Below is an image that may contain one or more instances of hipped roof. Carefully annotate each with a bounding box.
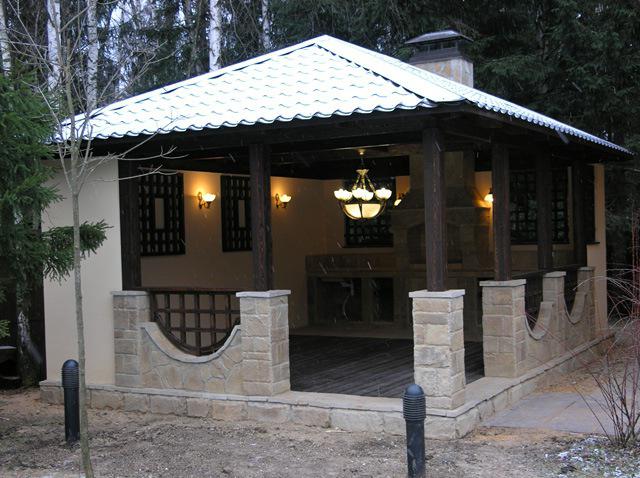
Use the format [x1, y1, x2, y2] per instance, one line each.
[74, 35, 630, 155]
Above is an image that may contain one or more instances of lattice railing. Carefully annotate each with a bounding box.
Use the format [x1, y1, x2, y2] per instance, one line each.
[517, 265, 581, 328]
[516, 270, 545, 328]
[147, 288, 240, 356]
[563, 266, 580, 312]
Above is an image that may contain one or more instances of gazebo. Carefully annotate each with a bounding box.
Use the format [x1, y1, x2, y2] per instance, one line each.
[40, 32, 631, 438]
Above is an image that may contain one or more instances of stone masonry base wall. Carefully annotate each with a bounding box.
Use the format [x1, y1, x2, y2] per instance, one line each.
[40, 332, 612, 439]
[481, 268, 597, 380]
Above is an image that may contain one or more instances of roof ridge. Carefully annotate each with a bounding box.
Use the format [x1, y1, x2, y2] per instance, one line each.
[313, 35, 462, 104]
[313, 36, 629, 154]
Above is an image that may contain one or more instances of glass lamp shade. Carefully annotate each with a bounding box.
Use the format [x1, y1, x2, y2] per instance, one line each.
[202, 193, 216, 203]
[375, 188, 392, 200]
[342, 202, 383, 220]
[334, 189, 353, 201]
[334, 168, 389, 220]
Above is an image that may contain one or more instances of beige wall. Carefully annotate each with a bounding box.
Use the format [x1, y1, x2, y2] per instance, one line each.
[41, 158, 609, 385]
[587, 164, 608, 335]
[43, 161, 123, 384]
[474, 168, 595, 272]
[140, 172, 253, 291]
[141, 171, 408, 328]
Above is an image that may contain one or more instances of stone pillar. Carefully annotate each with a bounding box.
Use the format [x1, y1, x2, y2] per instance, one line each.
[410, 289, 465, 409]
[542, 271, 566, 355]
[112, 290, 150, 387]
[480, 280, 527, 378]
[578, 267, 595, 303]
[578, 266, 596, 339]
[237, 290, 291, 396]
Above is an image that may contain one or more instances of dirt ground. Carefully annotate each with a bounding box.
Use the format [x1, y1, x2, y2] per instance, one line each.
[2, 388, 635, 478]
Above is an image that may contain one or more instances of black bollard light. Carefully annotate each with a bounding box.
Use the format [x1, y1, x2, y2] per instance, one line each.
[61, 359, 80, 444]
[403, 383, 426, 478]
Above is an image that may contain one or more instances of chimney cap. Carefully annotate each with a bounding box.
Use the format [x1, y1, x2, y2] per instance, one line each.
[405, 30, 472, 46]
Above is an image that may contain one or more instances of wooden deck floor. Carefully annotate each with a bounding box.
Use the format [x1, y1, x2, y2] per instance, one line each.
[290, 336, 484, 398]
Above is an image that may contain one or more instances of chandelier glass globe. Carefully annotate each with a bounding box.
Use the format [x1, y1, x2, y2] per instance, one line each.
[333, 169, 391, 220]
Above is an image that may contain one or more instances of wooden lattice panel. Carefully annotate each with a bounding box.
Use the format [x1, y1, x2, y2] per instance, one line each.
[138, 172, 186, 256]
[510, 167, 569, 244]
[551, 168, 569, 243]
[221, 175, 252, 252]
[149, 288, 240, 356]
[510, 170, 537, 244]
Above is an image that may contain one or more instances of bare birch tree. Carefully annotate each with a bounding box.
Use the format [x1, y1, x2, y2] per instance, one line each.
[0, 0, 10, 73]
[86, 0, 98, 110]
[182, 0, 206, 76]
[46, 0, 60, 88]
[260, 0, 270, 50]
[208, 0, 221, 70]
[7, 2, 164, 476]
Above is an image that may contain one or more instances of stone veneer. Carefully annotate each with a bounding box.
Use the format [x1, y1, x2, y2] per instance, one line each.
[40, 328, 612, 440]
[481, 267, 596, 379]
[410, 289, 466, 409]
[113, 291, 150, 388]
[38, 281, 607, 439]
[480, 279, 527, 378]
[113, 290, 291, 395]
[111, 289, 292, 395]
[112, 289, 244, 393]
[238, 290, 291, 396]
[138, 323, 243, 393]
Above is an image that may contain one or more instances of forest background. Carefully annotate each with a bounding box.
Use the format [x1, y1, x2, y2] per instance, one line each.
[1, 0, 639, 261]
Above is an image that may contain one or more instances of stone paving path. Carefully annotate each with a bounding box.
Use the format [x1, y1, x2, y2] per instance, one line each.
[484, 390, 613, 435]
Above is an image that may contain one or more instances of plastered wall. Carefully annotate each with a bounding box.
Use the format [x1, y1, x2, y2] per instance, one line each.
[42, 161, 123, 384]
[41, 161, 607, 385]
[587, 164, 608, 335]
[140, 171, 410, 329]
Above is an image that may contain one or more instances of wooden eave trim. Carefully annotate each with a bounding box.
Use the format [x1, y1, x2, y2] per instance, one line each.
[86, 103, 629, 162]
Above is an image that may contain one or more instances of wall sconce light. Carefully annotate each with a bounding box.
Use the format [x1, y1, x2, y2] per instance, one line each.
[197, 191, 216, 209]
[275, 193, 292, 209]
[484, 188, 494, 204]
[394, 193, 406, 207]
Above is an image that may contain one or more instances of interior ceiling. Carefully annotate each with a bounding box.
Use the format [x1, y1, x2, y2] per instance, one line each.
[113, 109, 622, 180]
[136, 144, 412, 180]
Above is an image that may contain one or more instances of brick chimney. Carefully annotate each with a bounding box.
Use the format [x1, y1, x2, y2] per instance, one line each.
[405, 30, 473, 87]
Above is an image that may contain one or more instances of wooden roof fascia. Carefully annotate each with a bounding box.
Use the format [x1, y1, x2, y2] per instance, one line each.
[89, 103, 628, 164]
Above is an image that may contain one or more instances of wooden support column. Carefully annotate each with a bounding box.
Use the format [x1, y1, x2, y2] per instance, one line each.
[249, 143, 273, 291]
[536, 153, 553, 270]
[491, 144, 511, 280]
[422, 127, 446, 291]
[118, 160, 141, 289]
[572, 160, 587, 266]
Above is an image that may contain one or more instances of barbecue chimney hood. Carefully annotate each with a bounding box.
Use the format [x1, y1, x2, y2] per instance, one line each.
[405, 30, 474, 87]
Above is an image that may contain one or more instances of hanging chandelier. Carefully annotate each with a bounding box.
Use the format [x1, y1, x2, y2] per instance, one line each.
[334, 168, 392, 220]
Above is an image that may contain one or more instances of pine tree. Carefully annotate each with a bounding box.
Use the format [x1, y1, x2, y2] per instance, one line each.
[0, 73, 107, 384]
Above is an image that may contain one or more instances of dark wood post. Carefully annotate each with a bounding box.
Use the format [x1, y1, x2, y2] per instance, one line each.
[572, 160, 587, 266]
[422, 127, 447, 291]
[491, 143, 511, 280]
[249, 143, 274, 291]
[118, 160, 141, 289]
[536, 153, 553, 271]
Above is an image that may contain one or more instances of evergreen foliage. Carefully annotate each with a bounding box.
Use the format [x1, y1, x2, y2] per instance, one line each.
[2, 0, 639, 260]
[0, 74, 56, 302]
[0, 73, 108, 327]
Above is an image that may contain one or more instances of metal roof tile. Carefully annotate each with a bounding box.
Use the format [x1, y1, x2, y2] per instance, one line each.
[68, 35, 628, 154]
